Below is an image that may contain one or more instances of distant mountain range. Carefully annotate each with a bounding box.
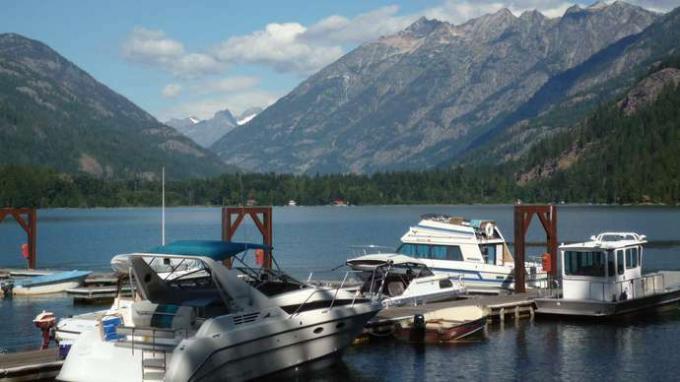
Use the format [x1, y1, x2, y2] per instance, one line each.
[166, 107, 262, 148]
[212, 1, 671, 174]
[0, 33, 229, 179]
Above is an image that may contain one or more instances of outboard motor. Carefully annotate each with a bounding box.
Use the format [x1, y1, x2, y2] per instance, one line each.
[410, 314, 426, 342]
[1, 279, 14, 298]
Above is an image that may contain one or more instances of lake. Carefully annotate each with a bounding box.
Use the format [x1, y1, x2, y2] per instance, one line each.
[1, 205, 680, 380]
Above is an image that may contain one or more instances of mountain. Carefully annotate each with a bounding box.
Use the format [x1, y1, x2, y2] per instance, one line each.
[237, 107, 263, 125]
[0, 33, 228, 179]
[166, 109, 238, 148]
[464, 4, 680, 165]
[211, 1, 659, 174]
[513, 63, 680, 203]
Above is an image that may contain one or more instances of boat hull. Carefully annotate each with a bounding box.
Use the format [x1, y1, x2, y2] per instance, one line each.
[13, 280, 83, 295]
[170, 309, 378, 381]
[393, 317, 486, 343]
[535, 287, 680, 317]
[58, 304, 380, 382]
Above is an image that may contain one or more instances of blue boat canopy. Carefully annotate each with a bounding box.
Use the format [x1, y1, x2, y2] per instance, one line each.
[146, 240, 270, 261]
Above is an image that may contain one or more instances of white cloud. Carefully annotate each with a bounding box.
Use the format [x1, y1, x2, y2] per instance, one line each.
[302, 6, 417, 45]
[161, 83, 182, 98]
[122, 27, 223, 77]
[212, 23, 343, 75]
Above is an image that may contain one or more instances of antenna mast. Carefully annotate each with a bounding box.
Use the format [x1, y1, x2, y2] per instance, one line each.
[162, 167, 166, 245]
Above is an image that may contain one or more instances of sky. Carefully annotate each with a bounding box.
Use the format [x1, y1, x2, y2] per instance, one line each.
[1, 0, 678, 122]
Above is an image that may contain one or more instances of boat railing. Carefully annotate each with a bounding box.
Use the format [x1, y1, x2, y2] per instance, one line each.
[349, 245, 396, 257]
[576, 273, 666, 302]
[290, 270, 370, 318]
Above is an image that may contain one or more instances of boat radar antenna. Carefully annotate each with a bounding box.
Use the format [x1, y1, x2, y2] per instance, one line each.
[162, 166, 166, 245]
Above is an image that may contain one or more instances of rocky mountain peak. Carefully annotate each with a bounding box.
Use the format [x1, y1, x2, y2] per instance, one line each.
[401, 17, 443, 38]
[213, 108, 237, 124]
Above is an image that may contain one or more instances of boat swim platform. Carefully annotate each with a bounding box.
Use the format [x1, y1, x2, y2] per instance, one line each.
[372, 291, 540, 326]
[0, 348, 61, 382]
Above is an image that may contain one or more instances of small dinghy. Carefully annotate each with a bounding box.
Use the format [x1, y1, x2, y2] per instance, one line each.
[10, 270, 91, 295]
[393, 305, 488, 343]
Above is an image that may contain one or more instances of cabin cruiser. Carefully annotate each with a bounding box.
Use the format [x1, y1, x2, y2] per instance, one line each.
[58, 240, 381, 382]
[396, 215, 548, 293]
[535, 232, 680, 317]
[346, 254, 465, 308]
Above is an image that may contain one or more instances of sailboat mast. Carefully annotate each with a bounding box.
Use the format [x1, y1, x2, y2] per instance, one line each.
[162, 167, 166, 245]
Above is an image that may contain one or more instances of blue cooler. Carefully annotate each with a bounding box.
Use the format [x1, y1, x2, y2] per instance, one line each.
[58, 340, 73, 359]
[101, 315, 123, 341]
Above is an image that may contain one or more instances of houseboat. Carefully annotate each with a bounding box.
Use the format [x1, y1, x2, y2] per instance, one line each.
[395, 215, 548, 293]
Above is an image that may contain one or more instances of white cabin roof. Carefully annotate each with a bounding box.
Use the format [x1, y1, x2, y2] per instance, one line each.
[560, 232, 647, 251]
[346, 254, 424, 269]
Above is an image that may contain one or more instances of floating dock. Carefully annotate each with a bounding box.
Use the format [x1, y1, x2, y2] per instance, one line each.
[65, 272, 127, 304]
[0, 349, 61, 382]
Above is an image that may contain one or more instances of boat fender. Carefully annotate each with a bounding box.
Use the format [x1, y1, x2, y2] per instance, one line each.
[483, 222, 495, 238]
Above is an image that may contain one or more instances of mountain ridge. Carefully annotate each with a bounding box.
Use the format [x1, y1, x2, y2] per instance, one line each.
[212, 1, 660, 174]
[0, 33, 229, 179]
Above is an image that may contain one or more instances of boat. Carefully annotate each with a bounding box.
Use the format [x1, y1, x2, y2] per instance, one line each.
[287, 200, 297, 207]
[392, 305, 488, 343]
[2, 270, 91, 296]
[57, 240, 382, 382]
[346, 253, 466, 308]
[535, 232, 680, 317]
[395, 215, 548, 293]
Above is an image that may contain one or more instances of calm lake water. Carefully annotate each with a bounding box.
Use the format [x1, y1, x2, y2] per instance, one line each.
[2, 205, 680, 380]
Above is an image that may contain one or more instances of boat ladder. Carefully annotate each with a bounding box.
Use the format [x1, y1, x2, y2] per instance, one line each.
[113, 326, 186, 381]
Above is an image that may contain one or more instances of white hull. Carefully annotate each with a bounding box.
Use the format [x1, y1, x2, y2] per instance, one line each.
[422, 259, 548, 292]
[58, 304, 378, 382]
[13, 280, 82, 295]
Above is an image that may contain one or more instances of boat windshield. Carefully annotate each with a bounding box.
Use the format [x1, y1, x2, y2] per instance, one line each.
[129, 256, 232, 318]
[564, 250, 606, 277]
[359, 262, 432, 297]
[234, 267, 308, 297]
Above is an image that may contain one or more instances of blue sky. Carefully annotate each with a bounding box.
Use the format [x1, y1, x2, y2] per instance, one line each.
[1, 0, 677, 121]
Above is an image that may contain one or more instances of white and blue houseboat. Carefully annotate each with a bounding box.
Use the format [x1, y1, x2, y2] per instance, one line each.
[394, 215, 548, 293]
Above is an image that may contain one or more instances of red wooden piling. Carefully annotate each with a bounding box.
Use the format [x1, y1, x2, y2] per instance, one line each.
[222, 207, 273, 270]
[513, 204, 557, 293]
[0, 208, 37, 269]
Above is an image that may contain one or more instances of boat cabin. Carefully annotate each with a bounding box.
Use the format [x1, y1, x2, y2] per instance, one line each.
[559, 232, 648, 301]
[397, 216, 514, 266]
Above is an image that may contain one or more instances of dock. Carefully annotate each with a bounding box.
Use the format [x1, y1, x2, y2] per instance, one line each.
[0, 349, 62, 382]
[66, 272, 127, 304]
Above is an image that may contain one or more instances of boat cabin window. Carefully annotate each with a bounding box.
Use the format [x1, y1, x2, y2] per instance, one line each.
[564, 251, 606, 277]
[608, 251, 615, 277]
[480, 245, 496, 265]
[398, 244, 463, 261]
[625, 247, 639, 269]
[617, 250, 624, 275]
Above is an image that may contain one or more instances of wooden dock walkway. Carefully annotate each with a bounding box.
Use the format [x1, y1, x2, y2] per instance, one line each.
[0, 349, 61, 381]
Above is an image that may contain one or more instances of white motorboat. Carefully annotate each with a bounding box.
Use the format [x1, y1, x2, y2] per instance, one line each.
[535, 232, 680, 317]
[346, 253, 465, 308]
[395, 215, 548, 293]
[58, 240, 381, 382]
[1, 270, 91, 296]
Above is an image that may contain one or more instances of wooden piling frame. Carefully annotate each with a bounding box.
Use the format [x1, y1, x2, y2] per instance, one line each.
[221, 206, 273, 269]
[513, 204, 558, 293]
[0, 208, 37, 269]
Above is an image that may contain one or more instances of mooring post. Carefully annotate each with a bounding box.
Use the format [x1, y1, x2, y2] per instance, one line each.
[0, 208, 37, 269]
[514, 205, 527, 293]
[222, 206, 273, 270]
[513, 204, 558, 293]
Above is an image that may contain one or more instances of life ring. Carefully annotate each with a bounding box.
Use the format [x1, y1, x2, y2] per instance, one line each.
[483, 222, 495, 238]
